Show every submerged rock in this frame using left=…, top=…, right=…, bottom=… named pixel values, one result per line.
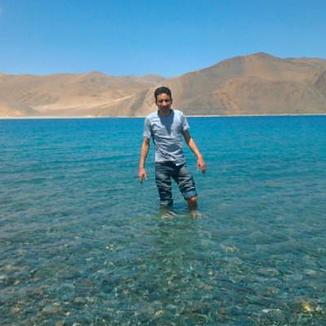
left=303, top=269, right=318, bottom=277
left=257, top=267, right=280, bottom=277
left=73, top=297, right=86, bottom=304
left=55, top=321, right=64, bottom=326
left=0, top=274, right=9, bottom=283
left=300, top=300, right=322, bottom=314
left=220, top=243, right=240, bottom=253
left=42, top=303, right=61, bottom=314
left=260, top=308, right=287, bottom=324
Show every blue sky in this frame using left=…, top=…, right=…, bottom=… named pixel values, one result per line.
left=0, top=0, right=325, bottom=77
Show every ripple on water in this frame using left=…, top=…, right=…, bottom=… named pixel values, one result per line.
left=1, top=116, right=325, bottom=324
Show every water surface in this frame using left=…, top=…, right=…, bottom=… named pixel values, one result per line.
left=0, top=116, right=325, bottom=325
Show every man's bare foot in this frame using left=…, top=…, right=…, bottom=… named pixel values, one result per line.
left=159, top=207, right=176, bottom=219
left=190, top=209, right=202, bottom=219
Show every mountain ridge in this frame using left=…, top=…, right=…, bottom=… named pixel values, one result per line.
left=1, top=53, right=326, bottom=117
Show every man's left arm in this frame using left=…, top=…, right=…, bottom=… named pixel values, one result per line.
left=182, top=129, right=207, bottom=173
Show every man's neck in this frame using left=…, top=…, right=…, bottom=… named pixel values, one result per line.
left=158, top=108, right=172, bottom=117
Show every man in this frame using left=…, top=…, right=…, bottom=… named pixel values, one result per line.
left=138, top=86, right=206, bottom=212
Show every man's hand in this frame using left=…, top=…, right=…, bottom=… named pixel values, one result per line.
left=138, top=167, right=147, bottom=183
left=197, top=156, right=207, bottom=174
left=182, top=130, right=206, bottom=174
left=139, top=138, right=150, bottom=183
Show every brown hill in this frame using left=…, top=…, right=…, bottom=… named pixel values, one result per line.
left=1, top=53, right=326, bottom=117
left=107, top=52, right=326, bottom=116
left=0, top=72, right=165, bottom=116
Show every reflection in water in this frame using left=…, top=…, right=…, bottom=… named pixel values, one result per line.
left=125, top=215, right=217, bottom=324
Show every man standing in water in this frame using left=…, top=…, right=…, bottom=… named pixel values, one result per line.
left=138, top=86, right=206, bottom=213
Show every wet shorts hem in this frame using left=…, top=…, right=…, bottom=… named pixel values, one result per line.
left=182, top=190, right=198, bottom=200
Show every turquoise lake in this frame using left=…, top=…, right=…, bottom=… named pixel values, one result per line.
left=0, top=116, right=325, bottom=325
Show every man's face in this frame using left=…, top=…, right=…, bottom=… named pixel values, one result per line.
left=156, top=93, right=172, bottom=111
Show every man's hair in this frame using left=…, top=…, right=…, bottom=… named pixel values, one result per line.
left=154, top=86, right=172, bottom=101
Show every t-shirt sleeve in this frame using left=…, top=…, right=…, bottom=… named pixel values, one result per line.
left=181, top=113, right=190, bottom=131
left=143, top=117, right=152, bottom=139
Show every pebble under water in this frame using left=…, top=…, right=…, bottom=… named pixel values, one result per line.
left=0, top=116, right=325, bottom=325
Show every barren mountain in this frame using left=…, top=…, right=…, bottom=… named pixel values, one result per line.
left=1, top=53, right=326, bottom=117
left=108, top=52, right=326, bottom=116
left=0, top=72, right=165, bottom=116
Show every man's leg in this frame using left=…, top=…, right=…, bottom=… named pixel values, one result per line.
left=173, top=164, right=198, bottom=211
left=155, top=163, right=173, bottom=208
left=187, top=196, right=198, bottom=210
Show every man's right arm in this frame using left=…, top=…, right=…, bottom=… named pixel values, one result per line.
left=138, top=137, right=150, bottom=182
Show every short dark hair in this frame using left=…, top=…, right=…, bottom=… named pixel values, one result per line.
left=154, top=86, right=172, bottom=101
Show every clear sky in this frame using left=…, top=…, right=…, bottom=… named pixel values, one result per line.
left=0, top=0, right=325, bottom=77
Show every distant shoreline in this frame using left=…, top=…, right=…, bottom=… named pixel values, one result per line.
left=0, top=113, right=326, bottom=120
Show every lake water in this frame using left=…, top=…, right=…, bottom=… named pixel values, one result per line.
left=0, top=116, right=325, bottom=325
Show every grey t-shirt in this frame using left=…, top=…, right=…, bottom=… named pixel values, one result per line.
left=143, top=109, right=190, bottom=166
